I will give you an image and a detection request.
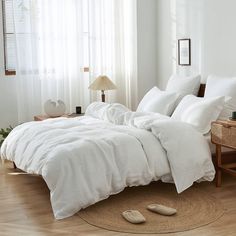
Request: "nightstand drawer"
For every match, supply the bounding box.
[211,123,236,148]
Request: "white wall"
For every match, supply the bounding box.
[156,0,172,90]
[201,0,236,79]
[156,0,236,88]
[0,4,18,129]
[137,0,158,101]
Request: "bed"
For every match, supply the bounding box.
[1,75,235,220]
[0,102,215,219]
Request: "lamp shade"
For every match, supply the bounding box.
[88,75,117,91]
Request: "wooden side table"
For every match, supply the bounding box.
[211,120,236,187]
[34,113,85,121]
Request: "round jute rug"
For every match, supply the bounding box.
[78,182,224,234]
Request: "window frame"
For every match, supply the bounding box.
[1,0,16,76]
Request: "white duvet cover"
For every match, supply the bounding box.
[0,102,215,219]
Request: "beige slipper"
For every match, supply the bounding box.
[122,210,146,224]
[147,204,177,216]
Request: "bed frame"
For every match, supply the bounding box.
[198,84,206,97]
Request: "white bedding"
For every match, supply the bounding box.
[0,102,215,219]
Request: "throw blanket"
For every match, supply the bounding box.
[1,102,215,219]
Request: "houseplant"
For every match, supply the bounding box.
[0,126,13,147]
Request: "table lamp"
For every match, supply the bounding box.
[88,75,117,102]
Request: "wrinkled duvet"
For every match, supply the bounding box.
[1,102,215,219]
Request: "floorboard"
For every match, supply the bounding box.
[1,161,236,236]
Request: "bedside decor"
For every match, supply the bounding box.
[230,111,236,121]
[88,75,117,102]
[44,100,66,117]
[178,38,191,66]
[76,106,82,114]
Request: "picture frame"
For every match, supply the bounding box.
[178,38,191,66]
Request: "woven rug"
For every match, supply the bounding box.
[78,182,224,234]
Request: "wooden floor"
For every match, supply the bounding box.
[1,162,236,236]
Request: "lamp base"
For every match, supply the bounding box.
[102,94,105,102]
[101,90,105,102]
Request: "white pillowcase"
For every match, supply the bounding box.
[166,74,201,97]
[204,75,236,119]
[172,95,225,134]
[137,87,179,116]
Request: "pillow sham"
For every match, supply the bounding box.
[171,95,225,134]
[166,74,201,97]
[137,86,179,116]
[204,75,236,119]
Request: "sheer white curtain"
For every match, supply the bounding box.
[13,0,137,123]
[88,0,137,108]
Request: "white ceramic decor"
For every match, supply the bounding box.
[44,100,66,117]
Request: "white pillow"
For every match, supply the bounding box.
[204,75,236,119]
[166,74,201,97]
[137,87,179,116]
[172,95,225,134]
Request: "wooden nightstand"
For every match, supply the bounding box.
[211,120,236,187]
[34,113,85,121]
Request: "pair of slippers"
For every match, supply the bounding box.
[122,204,177,224]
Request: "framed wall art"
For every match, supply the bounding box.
[178,38,191,66]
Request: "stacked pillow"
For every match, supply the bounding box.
[137,74,236,134]
[204,75,236,120]
[166,74,201,97]
[172,95,225,134]
[136,87,178,116]
[137,74,201,116]
[171,74,236,134]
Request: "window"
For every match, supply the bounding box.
[2,0,16,75]
[1,0,90,75]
